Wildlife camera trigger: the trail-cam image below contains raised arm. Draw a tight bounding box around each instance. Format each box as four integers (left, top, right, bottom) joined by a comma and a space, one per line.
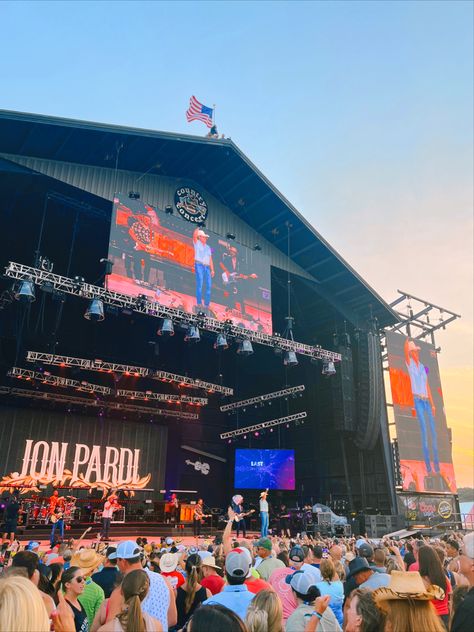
223, 507, 236, 556
193, 228, 200, 244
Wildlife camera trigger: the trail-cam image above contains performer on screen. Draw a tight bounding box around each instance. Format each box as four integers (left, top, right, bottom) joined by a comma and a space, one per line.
193, 228, 214, 313
49, 490, 66, 546
231, 494, 247, 538
404, 338, 441, 482
259, 489, 269, 537
219, 244, 258, 310
100, 492, 121, 541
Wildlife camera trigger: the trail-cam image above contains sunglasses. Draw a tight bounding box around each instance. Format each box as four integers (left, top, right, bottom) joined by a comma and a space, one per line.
74, 576, 84, 583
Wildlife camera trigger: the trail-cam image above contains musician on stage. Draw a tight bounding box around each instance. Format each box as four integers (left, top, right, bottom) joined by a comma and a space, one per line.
49, 490, 66, 546
231, 494, 247, 538
259, 489, 269, 537
170, 493, 179, 526
101, 493, 121, 541
279, 503, 291, 537
193, 498, 207, 538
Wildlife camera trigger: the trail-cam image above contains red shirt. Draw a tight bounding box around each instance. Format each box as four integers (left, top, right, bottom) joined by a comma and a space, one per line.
201, 574, 225, 595
408, 562, 419, 572
245, 576, 272, 594
431, 578, 452, 616
161, 570, 185, 590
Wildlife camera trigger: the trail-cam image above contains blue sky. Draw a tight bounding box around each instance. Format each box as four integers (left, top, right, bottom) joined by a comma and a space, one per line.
1, 0, 473, 483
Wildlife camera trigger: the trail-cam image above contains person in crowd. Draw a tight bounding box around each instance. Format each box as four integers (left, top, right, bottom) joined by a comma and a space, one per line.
268, 556, 297, 623
373, 570, 446, 632
71, 548, 105, 626
446, 538, 461, 567
329, 544, 343, 566
253, 537, 285, 581
200, 556, 225, 595
186, 604, 248, 632
289, 545, 321, 580
92, 546, 120, 598
285, 568, 341, 631
344, 589, 384, 632
451, 586, 470, 631
202, 548, 255, 620
176, 554, 211, 630
418, 544, 451, 628
344, 557, 390, 600
11, 549, 56, 617
278, 550, 290, 567
159, 552, 185, 590
315, 557, 343, 626
106, 540, 176, 631
246, 589, 284, 632
407, 539, 425, 571
373, 548, 386, 571
278, 504, 291, 538
0, 575, 50, 632
450, 532, 474, 632
311, 545, 323, 569
403, 541, 415, 570
62, 566, 90, 632
97, 569, 162, 632
1, 489, 20, 544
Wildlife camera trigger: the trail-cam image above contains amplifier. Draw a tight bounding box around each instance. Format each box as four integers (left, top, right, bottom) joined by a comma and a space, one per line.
317, 512, 332, 526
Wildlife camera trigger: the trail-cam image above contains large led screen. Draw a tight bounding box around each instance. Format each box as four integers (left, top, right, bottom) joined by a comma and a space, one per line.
107, 195, 272, 334
386, 331, 457, 494
234, 449, 295, 490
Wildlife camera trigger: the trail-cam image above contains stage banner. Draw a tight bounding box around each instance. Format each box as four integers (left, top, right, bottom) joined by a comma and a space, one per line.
0, 407, 167, 497
386, 331, 456, 494
398, 494, 459, 527
106, 195, 273, 334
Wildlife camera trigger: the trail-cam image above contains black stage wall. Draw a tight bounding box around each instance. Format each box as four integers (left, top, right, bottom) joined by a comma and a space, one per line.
0, 406, 168, 499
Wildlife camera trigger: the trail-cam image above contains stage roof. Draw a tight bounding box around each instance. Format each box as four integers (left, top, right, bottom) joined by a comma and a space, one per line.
0, 109, 397, 328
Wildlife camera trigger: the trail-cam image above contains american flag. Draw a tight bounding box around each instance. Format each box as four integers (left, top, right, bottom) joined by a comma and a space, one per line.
186, 96, 214, 128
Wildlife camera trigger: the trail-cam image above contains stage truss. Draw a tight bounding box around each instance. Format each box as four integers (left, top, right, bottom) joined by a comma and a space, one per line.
220, 384, 305, 412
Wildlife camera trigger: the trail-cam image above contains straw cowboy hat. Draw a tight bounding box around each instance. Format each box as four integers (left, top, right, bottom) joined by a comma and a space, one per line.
71, 548, 104, 574
373, 571, 445, 606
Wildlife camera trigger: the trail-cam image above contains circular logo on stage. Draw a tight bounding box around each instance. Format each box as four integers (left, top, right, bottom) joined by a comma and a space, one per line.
438, 500, 453, 520
174, 186, 208, 224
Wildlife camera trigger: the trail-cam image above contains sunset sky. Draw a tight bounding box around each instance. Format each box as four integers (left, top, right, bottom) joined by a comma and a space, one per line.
2, 1, 473, 486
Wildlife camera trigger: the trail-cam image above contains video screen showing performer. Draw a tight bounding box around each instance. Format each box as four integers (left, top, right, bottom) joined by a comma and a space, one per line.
386, 331, 457, 494
107, 195, 272, 334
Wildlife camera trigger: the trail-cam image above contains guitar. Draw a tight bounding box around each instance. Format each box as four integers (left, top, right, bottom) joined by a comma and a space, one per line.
50, 511, 63, 524
221, 272, 258, 285
193, 511, 213, 521
232, 509, 255, 522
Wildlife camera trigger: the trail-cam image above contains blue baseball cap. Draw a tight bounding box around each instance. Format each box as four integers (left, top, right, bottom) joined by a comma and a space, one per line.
26, 541, 40, 551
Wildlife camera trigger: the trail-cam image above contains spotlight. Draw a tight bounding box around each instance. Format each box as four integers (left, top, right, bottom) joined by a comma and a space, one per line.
283, 351, 298, 367
214, 333, 228, 350
237, 339, 253, 356
165, 205, 173, 215
84, 298, 105, 322
322, 361, 336, 376
253, 244, 262, 251
14, 280, 35, 303
158, 318, 175, 337
184, 325, 200, 343
128, 191, 140, 200
254, 431, 259, 437
226, 233, 236, 240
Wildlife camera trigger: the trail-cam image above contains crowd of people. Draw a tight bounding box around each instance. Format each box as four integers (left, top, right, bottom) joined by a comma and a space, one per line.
0, 508, 473, 632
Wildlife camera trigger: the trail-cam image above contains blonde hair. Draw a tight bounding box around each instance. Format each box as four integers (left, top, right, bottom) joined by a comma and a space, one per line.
0, 576, 50, 632
246, 589, 283, 632
320, 557, 336, 583
334, 560, 346, 581
381, 599, 446, 632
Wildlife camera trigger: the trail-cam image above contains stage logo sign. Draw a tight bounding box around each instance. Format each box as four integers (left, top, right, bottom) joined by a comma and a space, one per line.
386, 331, 457, 494
0, 439, 151, 495
174, 186, 208, 224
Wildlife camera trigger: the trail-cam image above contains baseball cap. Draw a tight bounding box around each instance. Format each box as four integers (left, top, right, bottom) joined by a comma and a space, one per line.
358, 542, 374, 559
109, 540, 141, 560
188, 546, 200, 556
225, 548, 251, 578
254, 537, 272, 551
355, 538, 367, 549
289, 545, 305, 563
165, 537, 174, 546
105, 546, 117, 559
26, 541, 40, 551
462, 532, 474, 559
285, 569, 318, 595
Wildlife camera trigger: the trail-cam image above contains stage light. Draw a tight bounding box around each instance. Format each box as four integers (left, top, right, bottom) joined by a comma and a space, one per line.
165, 205, 173, 215
253, 244, 262, 251
128, 191, 140, 200
254, 431, 259, 437
185, 325, 200, 343
214, 333, 228, 350
283, 351, 298, 367
226, 233, 236, 240
237, 339, 253, 356
14, 280, 35, 303
158, 318, 175, 337
322, 361, 336, 376
84, 298, 105, 322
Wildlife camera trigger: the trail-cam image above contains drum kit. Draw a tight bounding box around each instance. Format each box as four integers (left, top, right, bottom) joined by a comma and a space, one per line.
20, 496, 79, 526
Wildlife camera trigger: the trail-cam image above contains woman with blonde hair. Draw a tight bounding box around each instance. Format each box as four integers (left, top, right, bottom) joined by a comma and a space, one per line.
246, 589, 283, 632
0, 575, 50, 632
315, 558, 343, 625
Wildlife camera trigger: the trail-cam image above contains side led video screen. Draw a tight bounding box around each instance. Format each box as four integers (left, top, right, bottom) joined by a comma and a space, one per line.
234, 449, 295, 490
386, 331, 457, 494
107, 195, 272, 334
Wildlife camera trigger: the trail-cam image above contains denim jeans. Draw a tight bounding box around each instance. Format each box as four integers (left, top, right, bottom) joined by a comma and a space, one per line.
50, 519, 64, 545
195, 262, 211, 307
261, 512, 269, 537
414, 396, 440, 473
101, 517, 111, 539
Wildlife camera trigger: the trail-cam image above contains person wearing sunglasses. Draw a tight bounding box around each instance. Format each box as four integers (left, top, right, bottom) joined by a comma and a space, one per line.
61, 566, 89, 632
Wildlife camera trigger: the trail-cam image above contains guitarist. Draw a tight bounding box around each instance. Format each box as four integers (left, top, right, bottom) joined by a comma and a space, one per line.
49, 490, 66, 546
231, 494, 247, 538
193, 498, 210, 538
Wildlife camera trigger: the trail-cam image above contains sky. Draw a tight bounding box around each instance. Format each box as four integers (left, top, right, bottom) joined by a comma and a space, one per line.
1, 0, 473, 487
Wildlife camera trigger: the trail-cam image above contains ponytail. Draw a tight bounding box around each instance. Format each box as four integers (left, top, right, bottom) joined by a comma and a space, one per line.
118, 570, 149, 632
124, 594, 146, 632
185, 554, 202, 614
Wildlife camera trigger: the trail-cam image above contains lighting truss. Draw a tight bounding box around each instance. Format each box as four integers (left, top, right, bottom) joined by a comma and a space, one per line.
219, 411, 308, 439
0, 387, 199, 420
26, 351, 233, 394
8, 367, 112, 395
6, 263, 341, 362
220, 384, 305, 412
116, 389, 208, 406
153, 370, 233, 395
